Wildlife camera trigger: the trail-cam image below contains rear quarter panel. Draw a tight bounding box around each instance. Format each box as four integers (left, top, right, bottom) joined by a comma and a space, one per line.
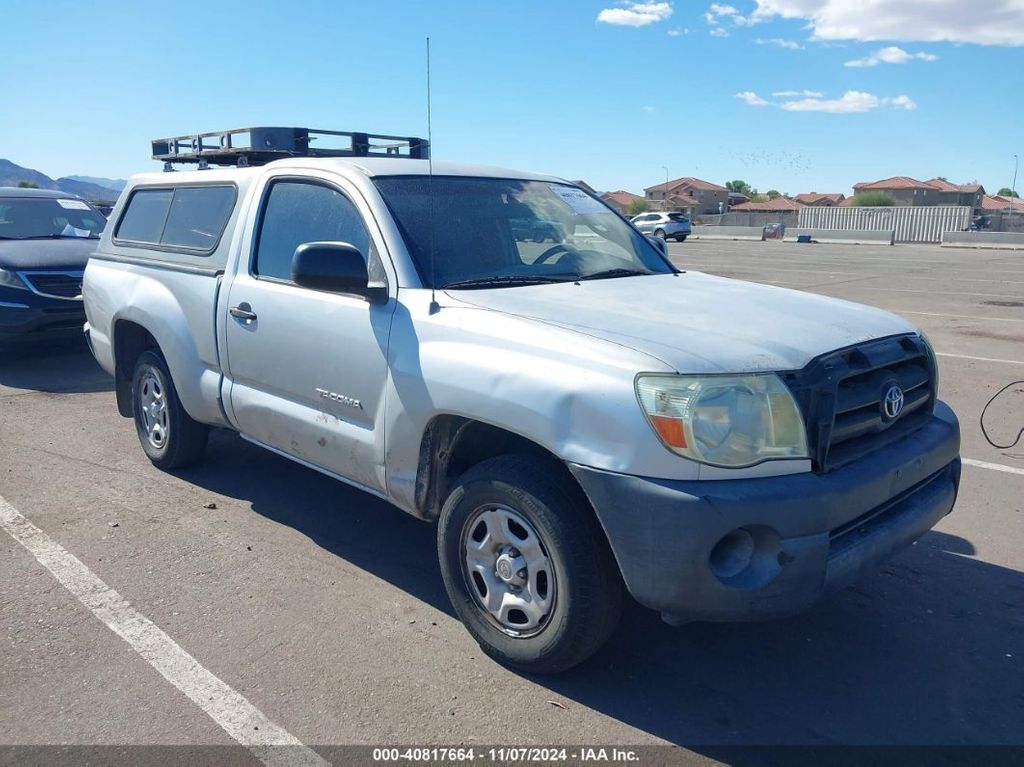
84, 259, 228, 427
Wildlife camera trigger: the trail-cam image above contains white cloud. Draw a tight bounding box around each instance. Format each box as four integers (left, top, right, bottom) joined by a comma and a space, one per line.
883, 95, 918, 110
710, 26, 730, 37
776, 90, 917, 113
597, 2, 674, 27
735, 91, 770, 106
642, 105, 657, 113
756, 37, 803, 49
667, 26, 689, 36
750, 0, 1024, 46
705, 2, 759, 28
780, 91, 879, 113
845, 46, 939, 67
733, 89, 919, 113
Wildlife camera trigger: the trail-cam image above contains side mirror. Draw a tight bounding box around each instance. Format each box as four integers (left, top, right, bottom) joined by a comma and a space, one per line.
291, 241, 386, 302
646, 235, 667, 256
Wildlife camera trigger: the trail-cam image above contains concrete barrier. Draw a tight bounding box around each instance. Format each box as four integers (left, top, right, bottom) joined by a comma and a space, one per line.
692, 225, 764, 241
941, 231, 1024, 250
783, 229, 895, 246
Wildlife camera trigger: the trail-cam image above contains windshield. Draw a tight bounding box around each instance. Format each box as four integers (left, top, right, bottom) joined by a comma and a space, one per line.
0, 197, 106, 239
374, 177, 674, 288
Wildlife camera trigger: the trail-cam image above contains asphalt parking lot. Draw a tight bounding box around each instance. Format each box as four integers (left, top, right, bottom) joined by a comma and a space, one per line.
1, 241, 1022, 761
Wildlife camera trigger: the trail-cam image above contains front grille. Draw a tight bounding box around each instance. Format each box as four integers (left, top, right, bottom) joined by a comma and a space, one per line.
784, 334, 937, 472
20, 271, 84, 300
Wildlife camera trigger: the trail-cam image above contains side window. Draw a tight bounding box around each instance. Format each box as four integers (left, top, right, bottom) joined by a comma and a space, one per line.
162, 187, 236, 250
115, 189, 172, 244
255, 181, 371, 282
115, 186, 235, 253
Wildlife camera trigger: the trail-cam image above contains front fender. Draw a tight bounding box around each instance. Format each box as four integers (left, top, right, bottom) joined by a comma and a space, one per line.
383, 293, 694, 512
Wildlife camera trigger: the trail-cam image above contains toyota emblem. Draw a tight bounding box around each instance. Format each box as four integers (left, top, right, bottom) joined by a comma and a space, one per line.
882, 383, 905, 421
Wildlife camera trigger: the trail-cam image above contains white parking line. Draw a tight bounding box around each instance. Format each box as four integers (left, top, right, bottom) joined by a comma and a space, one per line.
963, 458, 1024, 477
936, 352, 1024, 366
894, 310, 1024, 323
0, 495, 328, 767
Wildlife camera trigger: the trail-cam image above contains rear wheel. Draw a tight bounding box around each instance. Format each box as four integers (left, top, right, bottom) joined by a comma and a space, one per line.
438, 455, 622, 674
132, 350, 209, 469
676, 234, 688, 242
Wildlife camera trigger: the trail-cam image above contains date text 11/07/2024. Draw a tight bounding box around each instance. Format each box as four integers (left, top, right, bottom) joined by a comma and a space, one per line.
371, 747, 640, 762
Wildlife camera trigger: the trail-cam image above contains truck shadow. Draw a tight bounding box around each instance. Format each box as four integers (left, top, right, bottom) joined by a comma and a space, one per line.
183, 430, 1023, 748
0, 337, 113, 394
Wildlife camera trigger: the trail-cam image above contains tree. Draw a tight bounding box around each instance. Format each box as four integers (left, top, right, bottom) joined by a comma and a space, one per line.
725, 180, 752, 196
16, 180, 39, 188
852, 191, 896, 207
766, 189, 781, 200
626, 198, 650, 216
997, 187, 1020, 198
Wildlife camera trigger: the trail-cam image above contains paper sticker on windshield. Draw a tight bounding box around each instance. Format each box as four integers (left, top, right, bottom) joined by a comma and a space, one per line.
551, 186, 608, 215
57, 199, 90, 210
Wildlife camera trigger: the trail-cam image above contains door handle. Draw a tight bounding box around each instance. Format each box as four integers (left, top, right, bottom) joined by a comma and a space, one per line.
230, 303, 257, 323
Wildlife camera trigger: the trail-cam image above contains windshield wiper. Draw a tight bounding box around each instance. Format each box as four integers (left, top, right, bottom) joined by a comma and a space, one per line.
575, 268, 650, 281
442, 275, 572, 290
17, 233, 100, 240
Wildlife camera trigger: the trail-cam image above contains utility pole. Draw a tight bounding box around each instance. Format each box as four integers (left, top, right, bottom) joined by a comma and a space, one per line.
1011, 154, 1019, 222
661, 165, 669, 212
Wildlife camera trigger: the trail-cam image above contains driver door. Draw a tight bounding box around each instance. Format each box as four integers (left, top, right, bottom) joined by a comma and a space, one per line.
223, 175, 395, 493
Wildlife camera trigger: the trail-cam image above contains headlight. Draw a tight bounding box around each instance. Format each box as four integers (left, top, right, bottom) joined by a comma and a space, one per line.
636, 373, 809, 468
919, 331, 938, 391
0, 268, 28, 290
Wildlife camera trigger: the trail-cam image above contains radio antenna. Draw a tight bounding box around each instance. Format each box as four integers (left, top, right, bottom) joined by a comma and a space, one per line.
427, 36, 439, 314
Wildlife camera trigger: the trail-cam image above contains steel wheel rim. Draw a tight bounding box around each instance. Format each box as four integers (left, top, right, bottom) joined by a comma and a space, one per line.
461, 505, 557, 638
138, 370, 169, 449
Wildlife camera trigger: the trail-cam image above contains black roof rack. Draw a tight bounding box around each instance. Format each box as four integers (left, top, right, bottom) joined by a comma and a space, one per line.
152, 127, 429, 169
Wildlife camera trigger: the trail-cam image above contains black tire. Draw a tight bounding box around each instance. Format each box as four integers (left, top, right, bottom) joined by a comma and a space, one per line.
676, 235, 688, 242
654, 228, 667, 240
131, 349, 209, 470
438, 455, 623, 674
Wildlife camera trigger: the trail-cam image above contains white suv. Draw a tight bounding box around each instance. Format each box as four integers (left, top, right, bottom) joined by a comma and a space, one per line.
630, 211, 692, 242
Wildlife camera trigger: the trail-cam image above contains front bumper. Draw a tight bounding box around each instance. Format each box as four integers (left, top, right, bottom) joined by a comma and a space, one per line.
569, 401, 960, 623
0, 296, 85, 342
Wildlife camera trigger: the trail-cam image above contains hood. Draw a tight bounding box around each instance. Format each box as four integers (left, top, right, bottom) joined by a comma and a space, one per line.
446, 272, 919, 374
0, 238, 98, 271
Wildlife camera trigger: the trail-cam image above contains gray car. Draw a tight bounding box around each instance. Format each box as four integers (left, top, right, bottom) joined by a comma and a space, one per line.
630, 211, 692, 241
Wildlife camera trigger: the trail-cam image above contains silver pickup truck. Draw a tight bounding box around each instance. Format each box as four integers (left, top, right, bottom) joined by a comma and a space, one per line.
84, 127, 961, 673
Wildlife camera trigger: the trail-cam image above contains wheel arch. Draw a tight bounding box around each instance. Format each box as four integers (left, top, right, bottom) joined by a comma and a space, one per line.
413, 415, 591, 523
112, 319, 157, 417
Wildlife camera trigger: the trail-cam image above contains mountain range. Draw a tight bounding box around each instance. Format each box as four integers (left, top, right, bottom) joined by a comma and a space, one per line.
0, 159, 126, 203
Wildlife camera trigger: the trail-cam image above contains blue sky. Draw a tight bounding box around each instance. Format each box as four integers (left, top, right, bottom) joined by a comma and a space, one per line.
2, 0, 1021, 196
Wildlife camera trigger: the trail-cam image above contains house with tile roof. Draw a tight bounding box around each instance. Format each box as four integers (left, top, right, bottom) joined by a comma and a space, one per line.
644, 177, 729, 215
599, 189, 644, 214
731, 196, 805, 212
852, 176, 985, 208
795, 192, 846, 207
980, 194, 1024, 214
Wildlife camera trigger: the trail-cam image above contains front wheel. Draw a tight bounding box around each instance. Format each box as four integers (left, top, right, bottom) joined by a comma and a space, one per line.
654, 228, 667, 240
438, 455, 623, 674
132, 349, 209, 469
